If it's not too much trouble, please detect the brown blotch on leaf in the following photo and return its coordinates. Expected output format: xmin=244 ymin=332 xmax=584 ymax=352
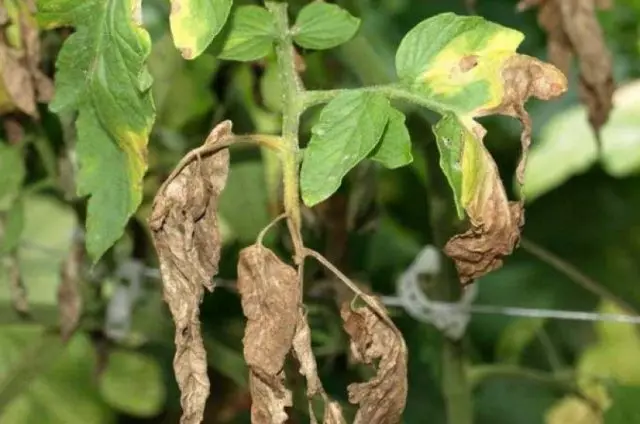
xmin=58 ymin=237 xmax=84 ymax=341
xmin=341 ymin=296 xmax=408 ymax=424
xmin=149 ymin=121 xmax=232 ymax=424
xmin=459 ymin=54 xmax=479 ymax=72
xmin=237 ymin=244 xmax=300 ymax=424
xmin=518 ymin=0 xmax=614 ymax=148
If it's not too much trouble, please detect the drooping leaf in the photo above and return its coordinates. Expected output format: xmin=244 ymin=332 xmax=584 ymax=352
xmin=301 ymin=91 xmax=390 ymax=206
xmin=292 ymin=2 xmax=360 ymax=50
xmin=369 ymin=107 xmax=413 ymax=169
xmin=518 ymin=0 xmax=614 ymax=143
xmin=38 ymin=0 xmax=155 ymax=262
xmin=214 ymin=5 xmax=276 ymax=62
xmin=148 ymin=121 xmax=232 ymax=424
xmin=99 ymin=349 xmax=166 ymax=417
xmin=169 ymin=0 xmax=232 ymax=59
xmin=433 ymin=114 xmax=523 ymax=285
xmin=341 ymin=296 xmax=408 ymax=424
xmin=237 ymin=244 xmax=299 ymax=424
xmin=0 ymin=0 xmax=52 ymax=117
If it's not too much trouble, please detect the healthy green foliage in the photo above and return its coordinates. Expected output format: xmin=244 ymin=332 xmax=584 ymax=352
xmin=300 ymin=91 xmax=390 ymax=206
xmin=431 ymin=114 xmax=467 ymax=218
xmin=37 ymin=0 xmax=155 ymax=262
xmin=215 ymin=5 xmax=276 ymax=61
xmin=169 ymin=0 xmax=232 ymax=59
xmin=292 ymin=2 xmax=360 ymax=50
xmin=369 ymin=107 xmax=413 ymax=169
xmin=98 ymin=349 xmax=165 ymax=417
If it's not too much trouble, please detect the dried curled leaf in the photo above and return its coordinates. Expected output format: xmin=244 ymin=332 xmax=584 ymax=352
xmin=519 ymin=0 xmax=614 ymax=141
xmin=149 ymin=121 xmax=232 ymax=424
xmin=0 ymin=0 xmax=53 ymax=117
xmin=341 ymin=297 xmax=408 ymax=424
xmin=237 ymin=244 xmax=299 ymax=424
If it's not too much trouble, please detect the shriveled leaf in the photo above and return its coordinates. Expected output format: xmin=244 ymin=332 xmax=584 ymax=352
xmin=521 ymin=0 xmax=614 ymax=140
xmin=369 ymin=107 xmax=413 ymax=169
xmin=38 ymin=0 xmax=155 ymax=262
xmin=214 ymin=5 xmax=276 ymax=62
xmin=149 ymin=121 xmax=232 ymax=424
xmin=292 ymin=2 xmax=360 ymax=50
xmin=237 ymin=244 xmax=299 ymax=424
xmin=433 ymin=114 xmax=524 ymax=285
xmin=292 ymin=310 xmax=347 ymax=424
xmin=341 ymin=296 xmax=408 ymax=424
xmin=169 ymin=0 xmax=232 ymax=59
xmin=0 ymin=0 xmax=52 ymax=117
xmin=301 ymin=91 xmax=390 ymax=207
xmin=58 ymin=237 xmax=83 ymax=341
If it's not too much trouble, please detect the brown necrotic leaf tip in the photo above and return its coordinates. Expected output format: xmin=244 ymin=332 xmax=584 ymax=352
xmin=341 ymin=297 xmax=408 ymax=424
xmin=149 ymin=121 xmax=232 ymax=424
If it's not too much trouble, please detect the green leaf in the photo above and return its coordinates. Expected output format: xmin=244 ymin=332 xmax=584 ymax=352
xmin=292 ymin=2 xmax=360 ymax=50
xmin=0 ymin=195 xmax=77 ymax=323
xmin=0 ymin=143 xmax=25 ymax=210
xmin=395 ymin=12 xmax=524 ymax=115
xmin=604 ymin=385 xmax=640 ymax=424
xmin=431 ymin=114 xmax=467 ymax=218
xmin=0 ymin=327 xmax=113 ymax=423
xmin=38 ymin=0 xmax=155 ymax=262
xmin=523 ymin=82 xmax=640 ymax=202
xmin=99 ymin=349 xmax=165 ymax=417
xmin=300 ymin=91 xmax=390 ymax=206
xmin=369 ymin=107 xmax=413 ymax=169
xmin=169 ymin=0 xmax=232 ymax=59
xmin=215 ymin=5 xmax=276 ymax=61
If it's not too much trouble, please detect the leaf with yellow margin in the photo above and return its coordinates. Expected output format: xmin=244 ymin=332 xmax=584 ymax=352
xmin=397 ymin=13 xmax=567 ymax=283
xmin=38 ymin=0 xmax=155 ymax=262
xmin=169 ymin=0 xmax=232 ymax=59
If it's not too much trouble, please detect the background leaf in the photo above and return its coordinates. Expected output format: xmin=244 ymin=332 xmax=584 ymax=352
xmin=292 ymin=2 xmax=360 ymax=50
xmin=169 ymin=0 xmax=232 ymax=59
xmin=214 ymin=5 xmax=276 ymax=62
xmin=0 ymin=143 xmax=24 ymax=210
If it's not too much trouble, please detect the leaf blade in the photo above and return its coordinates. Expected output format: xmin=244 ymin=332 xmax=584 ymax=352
xmin=169 ymin=0 xmax=232 ymax=59
xmin=293 ymin=2 xmax=360 ymax=50
xmin=215 ymin=5 xmax=276 ymax=62
xmin=369 ymin=107 xmax=413 ymax=169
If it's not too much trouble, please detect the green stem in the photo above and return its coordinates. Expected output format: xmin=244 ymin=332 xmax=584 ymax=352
xmin=266 ymin=1 xmax=305 ymax=259
xmin=423 ymin=137 xmax=473 ymax=424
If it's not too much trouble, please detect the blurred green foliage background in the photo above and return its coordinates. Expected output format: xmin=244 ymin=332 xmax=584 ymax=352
xmin=2 ymin=0 xmax=640 ymax=423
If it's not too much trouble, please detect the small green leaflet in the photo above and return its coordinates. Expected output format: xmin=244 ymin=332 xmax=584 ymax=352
xmin=292 ymin=2 xmax=360 ymax=50
xmin=300 ymin=91 xmax=390 ymax=206
xmin=214 ymin=5 xmax=276 ymax=62
xmin=38 ymin=0 xmax=155 ymax=262
xmin=169 ymin=0 xmax=232 ymax=59
xmin=369 ymin=107 xmax=413 ymax=169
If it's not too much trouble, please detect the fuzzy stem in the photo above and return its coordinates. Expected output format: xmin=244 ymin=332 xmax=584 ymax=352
xmin=266 ymin=1 xmax=305 ymax=260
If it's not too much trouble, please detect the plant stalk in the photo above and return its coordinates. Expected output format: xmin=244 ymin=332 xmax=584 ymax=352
xmin=423 ymin=138 xmax=474 ymax=424
xmin=266 ymin=1 xmax=305 ymax=259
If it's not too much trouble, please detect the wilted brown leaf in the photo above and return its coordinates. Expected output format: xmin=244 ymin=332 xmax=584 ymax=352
xmin=341 ymin=296 xmax=408 ymax=424
xmin=445 ymin=54 xmax=567 ymax=284
xmin=0 ymin=0 xmax=53 ymax=117
xmin=518 ymin=0 xmax=614 ymax=145
xmin=149 ymin=121 xmax=232 ymax=424
xmin=58 ymin=237 xmax=84 ymax=341
xmin=237 ymin=244 xmax=300 ymax=424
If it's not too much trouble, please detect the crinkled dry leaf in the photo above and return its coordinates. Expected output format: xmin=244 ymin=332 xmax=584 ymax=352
xmin=519 ymin=0 xmax=614 ymax=141
xmin=0 ymin=0 xmax=53 ymax=117
xmin=58 ymin=237 xmax=83 ymax=341
xmin=149 ymin=121 xmax=232 ymax=424
xmin=237 ymin=244 xmax=299 ymax=424
xmin=292 ymin=309 xmax=347 ymax=424
xmin=341 ymin=297 xmax=408 ymax=424
xmin=440 ymin=54 xmax=566 ymax=284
